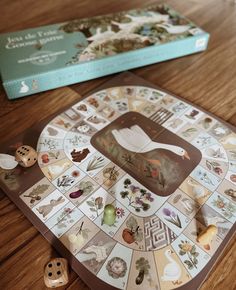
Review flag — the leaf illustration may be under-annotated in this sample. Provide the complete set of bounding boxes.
[206,161,212,170]
[184,260,193,270]
[89,208,97,212]
[86,200,95,207]
[179,250,185,256]
[176,214,182,228]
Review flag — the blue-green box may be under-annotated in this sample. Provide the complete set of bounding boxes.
[0,4,209,100]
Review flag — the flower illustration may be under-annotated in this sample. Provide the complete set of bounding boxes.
[163,207,182,228]
[116,207,125,218]
[120,179,154,212]
[179,240,199,270]
[71,170,80,178]
[106,257,127,279]
[212,195,236,219]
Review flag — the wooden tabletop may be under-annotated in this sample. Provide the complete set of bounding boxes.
[0,0,236,289]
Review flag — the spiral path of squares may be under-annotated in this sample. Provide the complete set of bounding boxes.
[20,86,236,289]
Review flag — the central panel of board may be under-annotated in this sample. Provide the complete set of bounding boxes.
[91,112,202,197]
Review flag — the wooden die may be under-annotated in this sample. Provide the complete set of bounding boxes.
[15,145,37,167]
[44,258,69,288]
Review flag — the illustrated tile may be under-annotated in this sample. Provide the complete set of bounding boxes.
[94,200,128,238]
[144,215,176,251]
[162,116,186,133]
[220,133,236,150]
[195,204,232,239]
[225,170,236,186]
[79,187,114,221]
[72,101,95,117]
[97,243,133,289]
[71,119,97,137]
[179,176,212,205]
[52,165,85,193]
[63,131,91,150]
[38,150,67,168]
[177,123,201,142]
[85,113,109,130]
[97,104,121,122]
[196,114,216,131]
[93,162,126,190]
[40,158,72,181]
[110,98,130,114]
[171,234,211,278]
[59,216,100,255]
[49,205,84,238]
[64,108,81,121]
[127,250,160,290]
[107,87,124,100]
[156,202,191,236]
[64,175,99,206]
[191,132,217,150]
[206,191,236,223]
[209,122,232,139]
[37,137,63,152]
[229,161,236,173]
[79,152,110,177]
[127,98,147,113]
[109,174,168,217]
[64,144,96,166]
[114,214,145,251]
[32,189,69,222]
[154,245,191,289]
[76,230,116,275]
[40,124,67,139]
[168,189,201,219]
[190,165,221,192]
[169,101,189,116]
[20,177,55,208]
[183,218,223,256]
[202,144,228,162]
[199,158,228,179]
[50,115,74,131]
[181,107,203,124]
[159,94,177,109]
[217,178,236,203]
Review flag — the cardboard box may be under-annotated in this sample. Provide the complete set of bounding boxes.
[0,4,209,99]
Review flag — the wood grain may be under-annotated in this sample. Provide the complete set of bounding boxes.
[0,0,235,289]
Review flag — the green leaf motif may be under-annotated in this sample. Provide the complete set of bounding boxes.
[86,200,95,207]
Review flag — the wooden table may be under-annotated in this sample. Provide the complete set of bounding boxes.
[0,0,236,289]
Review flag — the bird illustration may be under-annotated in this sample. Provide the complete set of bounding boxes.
[19,81,29,93]
[187,179,206,199]
[0,153,18,170]
[87,26,115,42]
[156,23,191,34]
[47,162,71,179]
[161,249,182,285]
[111,125,190,159]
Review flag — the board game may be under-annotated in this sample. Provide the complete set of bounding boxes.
[0,72,235,290]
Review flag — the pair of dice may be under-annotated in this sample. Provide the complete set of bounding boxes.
[44,258,69,288]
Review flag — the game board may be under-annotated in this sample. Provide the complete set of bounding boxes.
[0,72,236,290]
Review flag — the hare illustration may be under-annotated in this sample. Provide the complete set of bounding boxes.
[36,196,65,217]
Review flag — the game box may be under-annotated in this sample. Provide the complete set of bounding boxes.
[0,4,209,100]
[0,72,235,290]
